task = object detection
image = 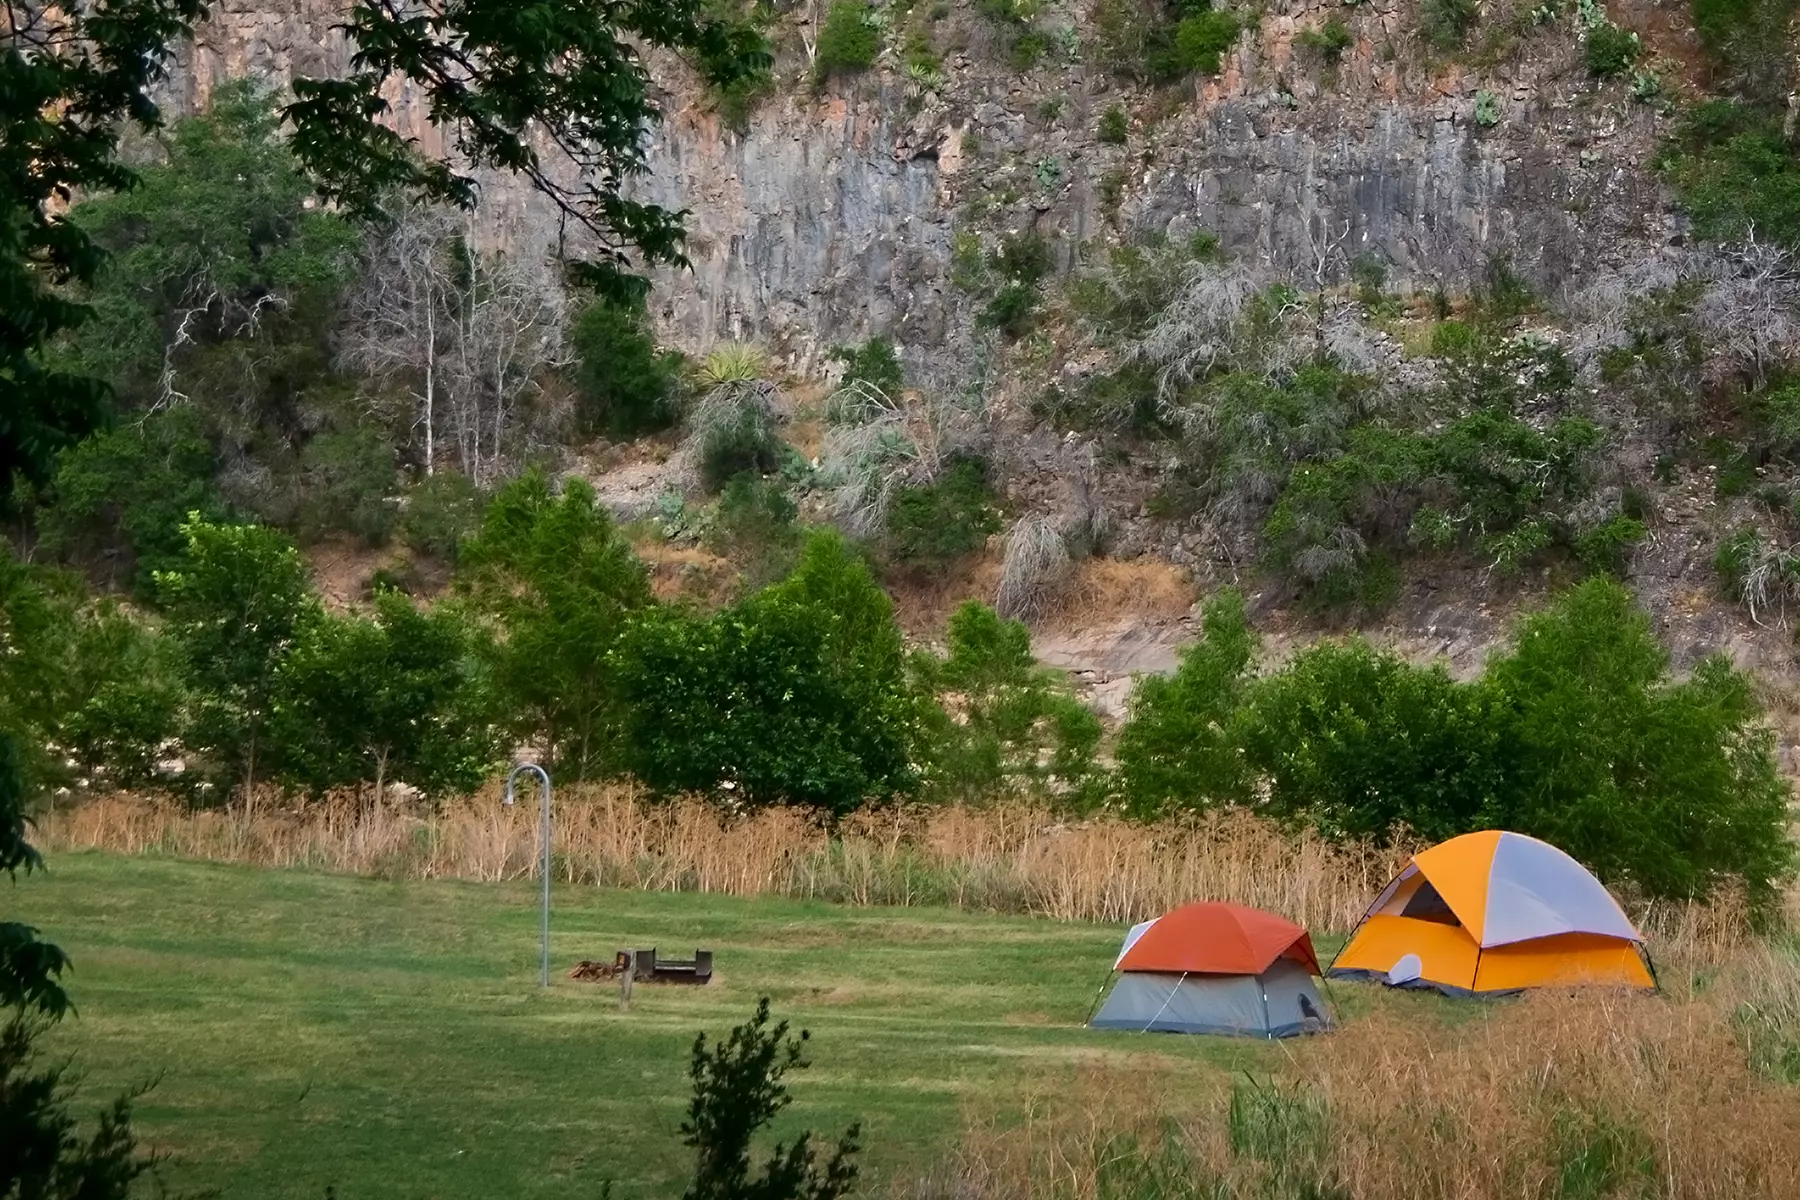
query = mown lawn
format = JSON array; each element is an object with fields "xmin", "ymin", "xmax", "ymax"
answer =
[{"xmin": 14, "ymin": 854, "xmax": 1353, "ymax": 1200}]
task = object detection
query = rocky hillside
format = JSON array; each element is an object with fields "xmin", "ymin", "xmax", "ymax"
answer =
[{"xmin": 152, "ymin": 0, "xmax": 1800, "ymax": 750}]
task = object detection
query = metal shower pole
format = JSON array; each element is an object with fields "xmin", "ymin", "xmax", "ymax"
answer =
[{"xmin": 503, "ymin": 762, "xmax": 553, "ymax": 987}]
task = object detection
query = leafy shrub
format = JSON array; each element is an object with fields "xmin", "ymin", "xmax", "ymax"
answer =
[
  {"xmin": 1241, "ymin": 639, "xmax": 1500, "ymax": 842},
  {"xmin": 1295, "ymin": 18, "xmax": 1353, "ymax": 62},
  {"xmin": 1097, "ymin": 104, "xmax": 1131, "ymax": 144},
  {"xmin": 1420, "ymin": 0, "xmax": 1477, "ymax": 49},
  {"xmin": 1474, "ymin": 88, "xmax": 1501, "ymax": 127},
  {"xmin": 1008, "ymin": 26, "xmax": 1054, "ymax": 69},
  {"xmin": 34, "ymin": 405, "xmax": 225, "ymax": 597},
  {"xmin": 296, "ymin": 426, "xmax": 397, "ymax": 546},
  {"xmin": 990, "ymin": 231, "xmax": 1055, "ymax": 284},
  {"xmin": 1481, "ymin": 579, "xmax": 1794, "ymax": 912},
  {"xmin": 1661, "ymin": 101, "xmax": 1800, "ymax": 253},
  {"xmin": 705, "ymin": 473, "xmax": 803, "ymax": 585},
  {"xmin": 272, "ymin": 591, "xmax": 502, "ymax": 802},
  {"xmin": 916, "ymin": 602, "xmax": 1102, "ymax": 804},
  {"xmin": 401, "ymin": 470, "xmax": 488, "ymax": 562},
  {"xmin": 571, "ymin": 299, "xmax": 684, "ymax": 438},
  {"xmin": 682, "ymin": 1000, "xmax": 860, "ymax": 1200},
  {"xmin": 1691, "ymin": 0, "xmax": 1799, "ymax": 102},
  {"xmin": 1113, "ymin": 589, "xmax": 1258, "ymax": 816},
  {"xmin": 829, "ymin": 338, "xmax": 904, "ymax": 395},
  {"xmin": 1149, "ymin": 10, "xmax": 1241, "ymax": 78},
  {"xmin": 617, "ymin": 531, "xmax": 925, "ymax": 815},
  {"xmin": 1572, "ymin": 513, "xmax": 1648, "ymax": 575},
  {"xmin": 885, "ymin": 455, "xmax": 1003, "ymax": 561},
  {"xmin": 815, "ymin": 0, "xmax": 881, "ymax": 79},
  {"xmin": 977, "ymin": 282, "xmax": 1041, "ymax": 337},
  {"xmin": 1585, "ymin": 21, "xmax": 1639, "ymax": 76}
]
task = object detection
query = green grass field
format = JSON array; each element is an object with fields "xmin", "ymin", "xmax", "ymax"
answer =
[{"xmin": 15, "ymin": 853, "xmax": 1347, "ymax": 1200}]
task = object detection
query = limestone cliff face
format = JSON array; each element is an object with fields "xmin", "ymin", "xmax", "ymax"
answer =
[{"xmin": 159, "ymin": 0, "xmax": 1680, "ymax": 371}]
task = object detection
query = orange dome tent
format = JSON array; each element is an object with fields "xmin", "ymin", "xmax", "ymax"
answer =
[
  {"xmin": 1090, "ymin": 901, "xmax": 1330, "ymax": 1037},
  {"xmin": 1327, "ymin": 831, "xmax": 1654, "ymax": 996}
]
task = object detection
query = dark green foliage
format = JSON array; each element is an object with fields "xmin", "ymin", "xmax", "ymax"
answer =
[
  {"xmin": 1584, "ymin": 22, "xmax": 1639, "ymax": 76},
  {"xmin": 1484, "ymin": 580, "xmax": 1793, "ymax": 911},
  {"xmin": 272, "ymin": 591, "xmax": 502, "ymax": 803},
  {"xmin": 401, "ymin": 471, "xmax": 489, "ymax": 563},
  {"xmin": 571, "ymin": 300, "xmax": 685, "ymax": 438},
  {"xmin": 1691, "ymin": 0, "xmax": 1798, "ymax": 102},
  {"xmin": 459, "ymin": 470, "xmax": 652, "ymax": 780},
  {"xmin": 0, "ymin": 0, "xmax": 210, "ymax": 501},
  {"xmin": 694, "ymin": 393, "xmax": 785, "ymax": 491},
  {"xmin": 1661, "ymin": 101, "xmax": 1800, "ymax": 253},
  {"xmin": 0, "ymin": 1016, "xmax": 154, "ymax": 1199},
  {"xmin": 1149, "ymin": 10, "xmax": 1242, "ymax": 79},
  {"xmin": 1420, "ymin": 0, "xmax": 1477, "ymax": 50},
  {"xmin": 815, "ymin": 1, "xmax": 881, "ymax": 79},
  {"xmin": 1295, "ymin": 18, "xmax": 1353, "ymax": 63},
  {"xmin": 1572, "ymin": 514, "xmax": 1648, "ymax": 575},
  {"xmin": 1111, "ymin": 580, "xmax": 1794, "ymax": 908},
  {"xmin": 705, "ymin": 474, "xmax": 804, "ymax": 585},
  {"xmin": 829, "ymin": 338, "xmax": 905, "ymax": 396},
  {"xmin": 295, "ymin": 427, "xmax": 397, "ymax": 546},
  {"xmin": 989, "ymin": 232, "xmax": 1055, "ymax": 285},
  {"xmin": 1240, "ymin": 639, "xmax": 1501, "ymax": 842},
  {"xmin": 59, "ymin": 85, "xmax": 359, "ymax": 420},
  {"xmin": 1552, "ymin": 1109, "xmax": 1656, "ymax": 1200},
  {"xmin": 915, "ymin": 603, "xmax": 1102, "ymax": 804},
  {"xmin": 1068, "ymin": 232, "xmax": 1223, "ymax": 342},
  {"xmin": 885, "ymin": 457, "xmax": 1003, "ymax": 562},
  {"xmin": 617, "ymin": 532, "xmax": 924, "ymax": 815},
  {"xmin": 681, "ymin": 999, "xmax": 860, "ymax": 1200},
  {"xmin": 977, "ymin": 283, "xmax": 1041, "ymax": 338},
  {"xmin": 1113, "ymin": 590, "xmax": 1258, "ymax": 816},
  {"xmin": 1097, "ymin": 105, "xmax": 1131, "ymax": 144},
  {"xmin": 155, "ymin": 517, "xmax": 319, "ymax": 798},
  {"xmin": 1008, "ymin": 27, "xmax": 1054, "ymax": 70},
  {"xmin": 33, "ymin": 406, "xmax": 224, "ymax": 597},
  {"xmin": 0, "ymin": 729, "xmax": 71, "ymax": 1019}
]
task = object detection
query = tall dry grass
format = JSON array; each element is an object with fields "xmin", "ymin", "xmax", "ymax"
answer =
[
  {"xmin": 936, "ymin": 979, "xmax": 1800, "ymax": 1200},
  {"xmin": 41, "ymin": 788, "xmax": 1410, "ymax": 932}
]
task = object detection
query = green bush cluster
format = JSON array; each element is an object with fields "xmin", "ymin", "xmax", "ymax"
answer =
[
  {"xmin": 1149, "ymin": 9, "xmax": 1242, "ymax": 80},
  {"xmin": 972, "ymin": 231, "xmax": 1057, "ymax": 338},
  {"xmin": 1097, "ymin": 104, "xmax": 1131, "ymax": 144},
  {"xmin": 1116, "ymin": 583, "xmax": 1795, "ymax": 910},
  {"xmin": 815, "ymin": 0, "xmax": 882, "ymax": 80},
  {"xmin": 1420, "ymin": 0, "xmax": 1478, "ymax": 50},
  {"xmin": 1660, "ymin": 101, "xmax": 1800, "ymax": 253},
  {"xmin": 1295, "ymin": 18, "xmax": 1353, "ymax": 63},
  {"xmin": 1584, "ymin": 21, "xmax": 1640, "ymax": 76},
  {"xmin": 571, "ymin": 298, "xmax": 686, "ymax": 438},
  {"xmin": 885, "ymin": 455, "xmax": 1004, "ymax": 562},
  {"xmin": 829, "ymin": 337, "xmax": 905, "ymax": 395}
]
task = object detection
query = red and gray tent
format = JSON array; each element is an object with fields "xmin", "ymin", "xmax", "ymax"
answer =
[{"xmin": 1090, "ymin": 901, "xmax": 1331, "ymax": 1037}]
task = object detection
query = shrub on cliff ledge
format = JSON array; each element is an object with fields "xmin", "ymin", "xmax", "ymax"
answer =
[{"xmin": 815, "ymin": 1, "xmax": 881, "ymax": 80}]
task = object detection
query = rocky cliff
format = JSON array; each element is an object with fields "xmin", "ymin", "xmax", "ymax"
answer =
[{"xmin": 162, "ymin": 0, "xmax": 1687, "ymax": 371}]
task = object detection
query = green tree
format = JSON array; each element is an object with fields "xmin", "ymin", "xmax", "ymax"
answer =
[
  {"xmin": 682, "ymin": 998, "xmax": 860, "ymax": 1200},
  {"xmin": 459, "ymin": 470, "xmax": 652, "ymax": 779},
  {"xmin": 56, "ymin": 84, "xmax": 359, "ymax": 419},
  {"xmin": 1239, "ymin": 640, "xmax": 1501, "ymax": 842},
  {"xmin": 154, "ymin": 517, "xmax": 317, "ymax": 800},
  {"xmin": 915, "ymin": 602, "xmax": 1101, "ymax": 805},
  {"xmin": 618, "ymin": 532, "xmax": 924, "ymax": 815},
  {"xmin": 1113, "ymin": 589, "xmax": 1258, "ymax": 816},
  {"xmin": 32, "ymin": 406, "xmax": 225, "ymax": 597},
  {"xmin": 570, "ymin": 298, "xmax": 685, "ymax": 438},
  {"xmin": 1480, "ymin": 578, "xmax": 1794, "ymax": 911},
  {"xmin": 272, "ymin": 591, "xmax": 502, "ymax": 806},
  {"xmin": 3, "ymin": 0, "xmax": 767, "ymax": 501}
]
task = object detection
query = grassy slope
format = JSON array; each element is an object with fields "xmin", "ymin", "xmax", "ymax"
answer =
[{"xmin": 17, "ymin": 853, "xmax": 1342, "ymax": 1200}]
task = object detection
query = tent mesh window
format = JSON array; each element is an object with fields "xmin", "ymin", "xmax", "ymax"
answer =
[{"xmin": 1399, "ymin": 881, "xmax": 1458, "ymax": 925}]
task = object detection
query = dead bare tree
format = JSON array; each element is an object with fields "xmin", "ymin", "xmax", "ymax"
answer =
[
  {"xmin": 342, "ymin": 201, "xmax": 460, "ymax": 473},
  {"xmin": 342, "ymin": 202, "xmax": 569, "ymax": 483}
]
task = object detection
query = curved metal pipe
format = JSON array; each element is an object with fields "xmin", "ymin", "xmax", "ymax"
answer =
[{"xmin": 503, "ymin": 762, "xmax": 553, "ymax": 988}]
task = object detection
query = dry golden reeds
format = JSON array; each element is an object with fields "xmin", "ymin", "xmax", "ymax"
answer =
[
  {"xmin": 41, "ymin": 788, "xmax": 1410, "ymax": 933},
  {"xmin": 938, "ymin": 983, "xmax": 1800, "ymax": 1200}
]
